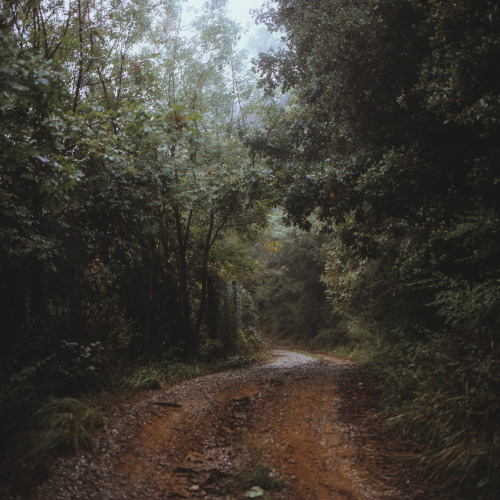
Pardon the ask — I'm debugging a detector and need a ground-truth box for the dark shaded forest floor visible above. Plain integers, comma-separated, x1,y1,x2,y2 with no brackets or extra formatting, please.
6,350,438,499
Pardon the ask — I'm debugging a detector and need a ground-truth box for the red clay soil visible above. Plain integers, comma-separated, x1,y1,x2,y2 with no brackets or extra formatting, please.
13,350,437,499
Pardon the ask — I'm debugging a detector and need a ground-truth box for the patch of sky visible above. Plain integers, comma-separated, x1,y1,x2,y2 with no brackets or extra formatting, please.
183,0,282,61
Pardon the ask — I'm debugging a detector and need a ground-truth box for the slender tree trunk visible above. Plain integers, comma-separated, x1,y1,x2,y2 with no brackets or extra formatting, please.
30,259,45,333
144,255,157,355
73,0,84,112
206,274,218,341
172,205,195,355
0,252,27,363
194,213,215,343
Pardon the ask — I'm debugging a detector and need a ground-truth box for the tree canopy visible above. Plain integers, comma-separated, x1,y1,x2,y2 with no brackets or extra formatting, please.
0,0,270,439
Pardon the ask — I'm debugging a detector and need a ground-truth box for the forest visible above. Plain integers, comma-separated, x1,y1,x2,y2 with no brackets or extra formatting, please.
1,0,499,497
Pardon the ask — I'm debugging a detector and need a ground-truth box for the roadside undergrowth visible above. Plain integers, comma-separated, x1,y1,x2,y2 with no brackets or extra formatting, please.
115,354,268,391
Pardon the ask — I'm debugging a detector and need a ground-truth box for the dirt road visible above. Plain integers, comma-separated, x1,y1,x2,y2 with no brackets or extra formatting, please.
34,350,431,499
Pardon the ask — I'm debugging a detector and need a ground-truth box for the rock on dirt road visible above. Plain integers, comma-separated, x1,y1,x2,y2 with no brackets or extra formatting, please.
26,350,433,499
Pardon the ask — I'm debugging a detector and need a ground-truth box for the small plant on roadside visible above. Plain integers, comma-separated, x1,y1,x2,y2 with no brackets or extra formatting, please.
220,462,285,498
234,463,285,491
220,430,285,497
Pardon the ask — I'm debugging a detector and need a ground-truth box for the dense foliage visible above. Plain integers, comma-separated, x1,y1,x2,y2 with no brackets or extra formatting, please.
251,0,500,496
248,211,338,345
0,0,269,475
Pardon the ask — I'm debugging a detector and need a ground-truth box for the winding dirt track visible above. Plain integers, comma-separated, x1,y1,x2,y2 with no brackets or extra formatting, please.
34,350,431,499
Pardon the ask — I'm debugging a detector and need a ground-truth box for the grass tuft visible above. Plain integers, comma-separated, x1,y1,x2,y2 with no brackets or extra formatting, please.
22,396,104,474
